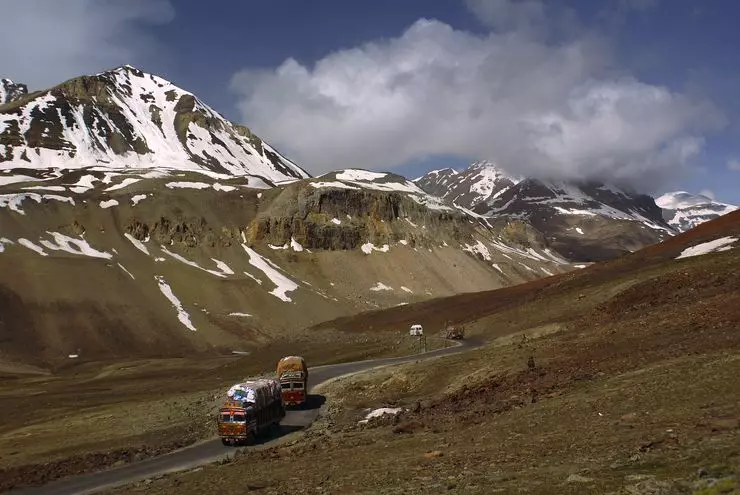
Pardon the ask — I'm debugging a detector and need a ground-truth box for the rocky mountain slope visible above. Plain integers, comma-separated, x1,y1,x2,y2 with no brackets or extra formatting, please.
0,65,308,182
1,79,27,105
415,162,675,261
656,191,738,232
0,166,580,366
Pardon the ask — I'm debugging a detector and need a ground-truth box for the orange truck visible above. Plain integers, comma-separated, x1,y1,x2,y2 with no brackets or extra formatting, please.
217,378,285,446
277,356,308,408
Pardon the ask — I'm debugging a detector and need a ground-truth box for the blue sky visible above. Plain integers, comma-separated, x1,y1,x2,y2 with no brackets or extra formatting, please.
1,0,739,203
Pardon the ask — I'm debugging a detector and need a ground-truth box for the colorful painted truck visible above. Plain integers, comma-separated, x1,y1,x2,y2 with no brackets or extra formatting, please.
217,378,285,446
276,356,308,408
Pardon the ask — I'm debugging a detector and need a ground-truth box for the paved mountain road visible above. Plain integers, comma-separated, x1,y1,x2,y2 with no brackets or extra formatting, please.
8,339,483,495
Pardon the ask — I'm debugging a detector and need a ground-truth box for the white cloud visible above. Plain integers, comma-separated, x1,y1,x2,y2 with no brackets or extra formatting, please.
231,18,723,190
728,158,740,172
698,189,716,200
0,0,174,90
464,0,546,32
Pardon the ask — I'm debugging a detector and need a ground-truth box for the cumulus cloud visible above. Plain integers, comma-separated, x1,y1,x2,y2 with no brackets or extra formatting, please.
0,0,174,90
232,18,723,190
728,158,740,172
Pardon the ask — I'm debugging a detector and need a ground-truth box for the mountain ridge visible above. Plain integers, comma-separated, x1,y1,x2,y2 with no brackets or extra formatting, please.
415,162,675,261
0,65,309,183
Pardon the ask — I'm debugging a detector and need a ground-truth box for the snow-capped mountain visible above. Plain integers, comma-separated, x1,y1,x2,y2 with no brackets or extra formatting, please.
656,191,738,232
413,161,521,209
416,162,675,261
0,65,309,182
0,78,27,105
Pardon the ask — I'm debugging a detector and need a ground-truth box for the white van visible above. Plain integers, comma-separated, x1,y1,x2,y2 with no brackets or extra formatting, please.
409,324,423,336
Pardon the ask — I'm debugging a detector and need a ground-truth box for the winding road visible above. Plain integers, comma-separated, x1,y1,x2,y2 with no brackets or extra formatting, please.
9,339,483,495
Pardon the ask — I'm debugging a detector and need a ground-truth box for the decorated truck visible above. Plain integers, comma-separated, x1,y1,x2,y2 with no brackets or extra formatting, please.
276,356,309,408
217,378,285,446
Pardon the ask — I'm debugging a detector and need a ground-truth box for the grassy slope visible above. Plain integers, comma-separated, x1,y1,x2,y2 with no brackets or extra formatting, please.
107,212,740,494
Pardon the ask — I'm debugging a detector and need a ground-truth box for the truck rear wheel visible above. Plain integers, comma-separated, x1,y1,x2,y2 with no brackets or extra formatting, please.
221,438,230,446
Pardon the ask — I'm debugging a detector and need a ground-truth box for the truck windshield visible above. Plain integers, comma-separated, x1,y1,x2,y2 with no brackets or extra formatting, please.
292,382,304,389
280,382,291,389
233,414,245,422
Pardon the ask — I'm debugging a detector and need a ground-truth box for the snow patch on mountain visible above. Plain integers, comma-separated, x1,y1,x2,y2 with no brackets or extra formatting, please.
462,240,492,261
241,244,298,302
155,275,196,331
160,245,233,278
0,193,75,214
131,194,148,205
361,242,390,254
118,263,136,280
124,233,150,255
0,175,42,187
18,238,48,256
0,238,14,253
676,236,737,259
336,170,387,181
39,232,112,259
370,282,393,292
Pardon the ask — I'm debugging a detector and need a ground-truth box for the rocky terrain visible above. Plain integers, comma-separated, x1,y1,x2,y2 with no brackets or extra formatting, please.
0,164,581,368
0,79,27,105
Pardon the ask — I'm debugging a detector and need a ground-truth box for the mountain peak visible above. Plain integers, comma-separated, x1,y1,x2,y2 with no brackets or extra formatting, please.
0,67,309,181
656,191,738,232
415,160,521,209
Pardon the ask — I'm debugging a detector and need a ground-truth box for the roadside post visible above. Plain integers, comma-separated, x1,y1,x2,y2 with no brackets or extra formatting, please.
410,324,424,354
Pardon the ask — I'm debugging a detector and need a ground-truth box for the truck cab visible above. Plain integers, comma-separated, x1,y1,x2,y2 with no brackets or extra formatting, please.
217,402,252,445
280,371,306,407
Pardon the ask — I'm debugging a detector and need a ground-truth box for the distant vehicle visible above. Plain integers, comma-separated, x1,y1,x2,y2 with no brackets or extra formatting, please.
217,378,285,446
444,324,465,340
410,324,423,336
277,356,308,408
